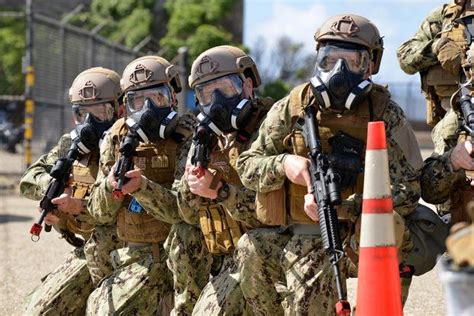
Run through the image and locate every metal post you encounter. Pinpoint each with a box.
[177,46,188,115]
[24,0,34,167]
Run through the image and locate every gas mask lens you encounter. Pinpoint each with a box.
[126,85,172,113]
[316,45,370,75]
[72,102,114,124]
[195,74,243,108]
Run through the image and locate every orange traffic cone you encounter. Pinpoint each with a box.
[356,121,403,316]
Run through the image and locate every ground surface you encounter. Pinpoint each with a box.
[0,131,447,315]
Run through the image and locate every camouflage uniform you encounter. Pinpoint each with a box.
[20,133,119,315]
[168,97,273,315]
[86,114,193,315]
[236,83,422,315]
[397,5,445,75]
[421,110,468,213]
[399,1,474,221]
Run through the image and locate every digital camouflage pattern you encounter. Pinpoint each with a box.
[24,248,93,316]
[87,114,196,226]
[397,5,445,75]
[421,110,466,213]
[169,98,272,314]
[83,224,120,285]
[192,255,250,315]
[86,244,172,315]
[236,87,422,313]
[235,227,341,315]
[164,222,212,315]
[85,114,194,313]
[19,133,119,309]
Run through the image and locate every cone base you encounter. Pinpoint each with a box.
[356,246,402,316]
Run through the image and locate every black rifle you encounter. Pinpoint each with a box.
[302,105,351,315]
[112,129,140,200]
[30,141,80,241]
[190,122,212,178]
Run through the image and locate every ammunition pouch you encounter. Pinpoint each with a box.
[255,187,287,226]
[198,203,245,255]
[404,204,449,276]
[328,132,364,191]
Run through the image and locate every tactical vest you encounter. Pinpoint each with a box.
[198,98,273,255]
[450,133,474,224]
[111,118,177,243]
[55,151,98,242]
[256,83,388,226]
[423,3,466,125]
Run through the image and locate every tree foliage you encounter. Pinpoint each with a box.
[160,0,241,63]
[71,0,155,49]
[0,14,25,95]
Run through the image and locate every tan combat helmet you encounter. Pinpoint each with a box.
[121,55,181,94]
[314,14,384,74]
[189,45,261,89]
[69,67,122,105]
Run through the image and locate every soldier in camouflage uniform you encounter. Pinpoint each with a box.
[399,0,474,223]
[86,55,195,315]
[420,0,474,221]
[20,67,123,315]
[236,14,424,315]
[168,45,273,315]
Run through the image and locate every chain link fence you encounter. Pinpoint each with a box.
[31,13,140,155]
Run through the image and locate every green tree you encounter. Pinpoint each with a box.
[160,0,241,63]
[0,14,25,95]
[259,79,290,101]
[72,0,155,49]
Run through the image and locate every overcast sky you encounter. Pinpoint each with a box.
[243,0,445,84]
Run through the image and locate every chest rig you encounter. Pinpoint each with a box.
[198,99,273,255]
[54,151,99,244]
[111,119,178,243]
[256,83,388,226]
[423,4,466,125]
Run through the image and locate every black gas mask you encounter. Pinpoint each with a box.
[195,74,253,135]
[126,91,178,142]
[71,113,112,154]
[71,101,117,154]
[310,44,372,112]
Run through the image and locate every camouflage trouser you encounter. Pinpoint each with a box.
[83,224,121,286]
[86,243,172,315]
[24,247,94,316]
[165,222,213,315]
[192,255,250,315]
[236,227,340,316]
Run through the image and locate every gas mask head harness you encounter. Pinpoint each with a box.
[124,84,178,142]
[194,74,253,136]
[310,42,372,113]
[71,102,116,154]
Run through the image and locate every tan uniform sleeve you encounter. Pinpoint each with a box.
[87,131,122,225]
[383,101,422,217]
[397,5,445,75]
[19,134,72,200]
[236,97,291,193]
